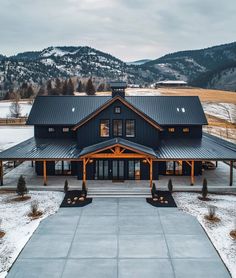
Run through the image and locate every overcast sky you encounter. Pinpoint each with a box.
[0,0,235,61]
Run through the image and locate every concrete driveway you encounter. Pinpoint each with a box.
[7,198,230,278]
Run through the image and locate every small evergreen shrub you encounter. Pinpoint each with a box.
[151,183,157,198]
[30,200,39,216]
[16,175,27,198]
[168,179,173,193]
[64,180,69,193]
[202,178,208,199]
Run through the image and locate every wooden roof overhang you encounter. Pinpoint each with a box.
[72,95,163,131]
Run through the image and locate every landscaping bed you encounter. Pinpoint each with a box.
[146,190,177,207]
[60,190,92,207]
[173,192,236,278]
[0,191,63,277]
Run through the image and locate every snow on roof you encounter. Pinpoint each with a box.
[156,80,188,85]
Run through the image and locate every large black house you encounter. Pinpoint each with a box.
[0,82,235,186]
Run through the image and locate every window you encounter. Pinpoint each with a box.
[168,128,175,133]
[126,120,135,137]
[48,128,55,132]
[114,106,121,114]
[113,120,123,136]
[100,120,110,137]
[63,128,69,133]
[183,128,189,133]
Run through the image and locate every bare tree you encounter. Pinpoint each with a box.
[9,93,21,118]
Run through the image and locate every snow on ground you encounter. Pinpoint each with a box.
[203,102,236,123]
[0,191,64,278]
[173,192,236,278]
[0,126,34,152]
[0,102,32,118]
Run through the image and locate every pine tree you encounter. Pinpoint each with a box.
[151,183,157,198]
[47,80,53,95]
[64,180,69,193]
[62,80,68,95]
[67,78,74,95]
[85,78,96,95]
[25,85,34,98]
[37,86,45,96]
[16,175,27,198]
[55,78,62,95]
[168,179,173,193]
[77,80,84,92]
[97,83,105,92]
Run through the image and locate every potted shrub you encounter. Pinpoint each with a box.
[168,179,173,193]
[64,180,69,193]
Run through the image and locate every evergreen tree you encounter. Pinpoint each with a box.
[77,80,84,92]
[151,183,157,198]
[97,83,105,92]
[37,86,45,96]
[85,78,96,95]
[20,82,28,98]
[47,79,53,95]
[25,85,34,98]
[62,80,68,95]
[16,175,27,198]
[67,78,74,95]
[64,180,69,193]
[168,179,173,193]
[55,78,62,95]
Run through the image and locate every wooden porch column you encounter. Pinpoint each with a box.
[146,158,153,188]
[43,160,47,186]
[0,161,3,186]
[191,160,195,185]
[83,158,90,186]
[230,161,233,186]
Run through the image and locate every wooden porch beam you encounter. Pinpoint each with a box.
[230,161,233,186]
[87,153,150,159]
[43,160,47,186]
[0,161,3,186]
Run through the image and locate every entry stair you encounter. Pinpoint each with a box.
[87,187,151,198]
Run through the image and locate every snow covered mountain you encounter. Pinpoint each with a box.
[1,42,236,91]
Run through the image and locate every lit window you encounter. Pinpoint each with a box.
[181,108,186,113]
[126,120,135,137]
[63,128,69,133]
[113,120,123,136]
[168,128,175,133]
[48,128,55,132]
[177,107,180,112]
[100,120,110,137]
[114,107,121,114]
[183,128,189,133]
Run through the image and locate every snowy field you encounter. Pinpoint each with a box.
[0,191,64,278]
[0,102,32,118]
[203,102,236,123]
[174,192,236,278]
[0,126,34,152]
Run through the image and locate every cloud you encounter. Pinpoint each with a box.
[0,0,235,60]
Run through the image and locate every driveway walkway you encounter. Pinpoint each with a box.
[7,198,230,278]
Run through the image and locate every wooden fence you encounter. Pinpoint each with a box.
[0,117,27,125]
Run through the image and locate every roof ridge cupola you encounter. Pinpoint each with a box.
[110,81,127,98]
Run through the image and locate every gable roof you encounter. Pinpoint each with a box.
[27,95,208,126]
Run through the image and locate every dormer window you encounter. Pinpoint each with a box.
[48,128,55,132]
[63,128,69,133]
[114,106,121,114]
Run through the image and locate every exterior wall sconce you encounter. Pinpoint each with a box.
[143,159,147,163]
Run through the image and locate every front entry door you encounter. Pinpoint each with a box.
[112,160,124,181]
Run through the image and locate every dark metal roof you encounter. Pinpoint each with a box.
[27,96,110,125]
[126,96,208,126]
[110,81,127,88]
[27,95,207,126]
[79,138,157,157]
[0,138,79,160]
[156,133,236,160]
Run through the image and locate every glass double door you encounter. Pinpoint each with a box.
[94,159,140,180]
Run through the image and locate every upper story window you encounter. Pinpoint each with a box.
[183,128,190,133]
[113,119,123,136]
[62,128,69,133]
[126,120,135,137]
[114,106,121,114]
[100,120,110,137]
[168,128,175,133]
[48,127,55,133]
